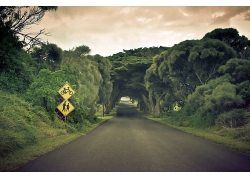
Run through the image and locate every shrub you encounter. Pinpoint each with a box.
[216,109,248,128]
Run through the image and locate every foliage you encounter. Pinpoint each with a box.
[188,38,236,85]
[236,80,250,107]
[25,67,76,115]
[89,54,113,115]
[108,54,152,113]
[30,43,63,73]
[62,48,103,113]
[0,6,58,51]
[218,58,250,84]
[1,8,250,160]
[187,75,244,115]
[0,90,74,158]
[219,58,250,107]
[107,46,169,114]
[203,28,250,60]
[0,6,116,161]
[0,49,35,93]
[215,109,248,128]
[74,45,91,56]
[107,46,169,61]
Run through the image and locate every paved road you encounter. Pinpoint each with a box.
[14,101,250,172]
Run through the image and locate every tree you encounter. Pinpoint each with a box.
[188,38,236,85]
[25,68,76,114]
[0,6,58,94]
[158,40,198,103]
[218,58,250,84]
[107,55,152,113]
[106,47,167,113]
[187,75,244,127]
[218,58,250,107]
[31,42,63,73]
[203,28,250,60]
[91,54,113,116]
[0,6,57,51]
[74,45,91,56]
[61,46,103,114]
[144,52,172,116]
[144,38,235,116]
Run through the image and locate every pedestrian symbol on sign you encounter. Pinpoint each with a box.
[57,100,74,116]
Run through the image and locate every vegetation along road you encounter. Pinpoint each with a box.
[14,100,250,172]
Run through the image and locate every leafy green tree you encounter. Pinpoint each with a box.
[236,80,250,108]
[188,38,236,85]
[219,58,250,107]
[158,40,198,104]
[30,43,63,73]
[0,6,57,94]
[107,46,169,61]
[90,54,113,116]
[25,68,76,114]
[62,46,103,114]
[107,47,167,113]
[0,49,35,93]
[74,45,91,56]
[218,58,250,84]
[187,75,244,118]
[145,38,235,117]
[108,55,152,113]
[0,6,57,51]
[144,52,172,116]
[203,28,250,60]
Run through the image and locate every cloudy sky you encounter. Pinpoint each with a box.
[18,2,250,56]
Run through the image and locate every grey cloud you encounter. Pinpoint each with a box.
[210,7,250,24]
[28,6,250,56]
[244,11,250,20]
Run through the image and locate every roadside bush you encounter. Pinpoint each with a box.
[185,111,216,129]
[0,90,78,158]
[216,109,248,128]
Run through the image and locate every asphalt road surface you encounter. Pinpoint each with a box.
[14,101,250,172]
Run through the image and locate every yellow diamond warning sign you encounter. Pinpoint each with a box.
[58,83,75,100]
[57,100,74,116]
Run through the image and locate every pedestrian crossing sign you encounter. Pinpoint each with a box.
[57,100,74,116]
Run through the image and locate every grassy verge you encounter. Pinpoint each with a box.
[0,133,81,172]
[1,111,116,172]
[144,114,250,155]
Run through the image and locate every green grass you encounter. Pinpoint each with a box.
[0,133,81,172]
[0,117,111,172]
[0,90,117,172]
[144,114,250,155]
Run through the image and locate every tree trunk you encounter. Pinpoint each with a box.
[102,103,104,117]
[142,94,152,114]
[148,90,155,115]
[153,92,168,117]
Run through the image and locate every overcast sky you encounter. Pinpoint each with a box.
[21,4,250,56]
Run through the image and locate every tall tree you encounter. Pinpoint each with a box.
[203,28,250,60]
[62,46,103,114]
[0,6,57,51]
[90,54,113,116]
[188,38,236,85]
[30,42,63,73]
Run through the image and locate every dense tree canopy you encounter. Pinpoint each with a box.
[31,42,63,73]
[203,28,250,60]
[106,47,168,113]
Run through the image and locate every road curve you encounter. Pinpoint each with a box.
[14,101,250,172]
